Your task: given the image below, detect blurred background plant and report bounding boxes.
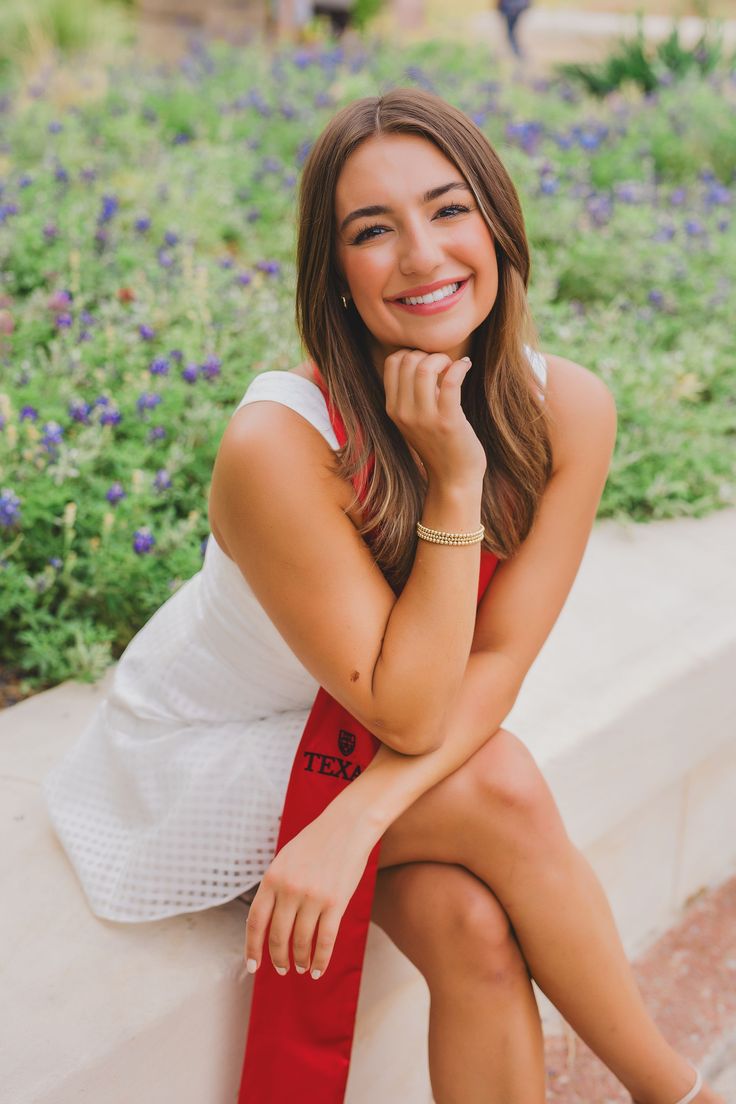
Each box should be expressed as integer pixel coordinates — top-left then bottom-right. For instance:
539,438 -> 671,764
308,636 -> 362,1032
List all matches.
558,11 -> 726,94
0,13 -> 734,700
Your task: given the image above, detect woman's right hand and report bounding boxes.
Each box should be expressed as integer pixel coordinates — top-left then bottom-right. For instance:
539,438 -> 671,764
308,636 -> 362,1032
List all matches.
383,348 -> 487,487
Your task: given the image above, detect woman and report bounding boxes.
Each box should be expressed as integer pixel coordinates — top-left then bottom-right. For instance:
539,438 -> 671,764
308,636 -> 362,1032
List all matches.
42,87 -> 718,1104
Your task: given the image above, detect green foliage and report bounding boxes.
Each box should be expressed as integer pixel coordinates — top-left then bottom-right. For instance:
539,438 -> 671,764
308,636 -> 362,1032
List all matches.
0,35 -> 734,694
557,13 -> 728,96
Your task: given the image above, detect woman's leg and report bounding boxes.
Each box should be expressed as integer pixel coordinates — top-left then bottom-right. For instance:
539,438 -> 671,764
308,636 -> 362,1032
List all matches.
376,727 -> 724,1104
371,860 -> 546,1104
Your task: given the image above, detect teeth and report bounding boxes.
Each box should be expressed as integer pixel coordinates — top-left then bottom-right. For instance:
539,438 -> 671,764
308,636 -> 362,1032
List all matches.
399,281 -> 461,306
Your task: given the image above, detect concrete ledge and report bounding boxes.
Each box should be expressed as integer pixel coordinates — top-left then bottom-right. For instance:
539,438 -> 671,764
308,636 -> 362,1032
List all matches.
1,507 -> 735,1100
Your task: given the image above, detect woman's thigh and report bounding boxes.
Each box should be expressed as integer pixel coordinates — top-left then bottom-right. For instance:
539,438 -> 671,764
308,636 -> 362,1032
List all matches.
376,727 -> 571,878
371,859 -> 529,986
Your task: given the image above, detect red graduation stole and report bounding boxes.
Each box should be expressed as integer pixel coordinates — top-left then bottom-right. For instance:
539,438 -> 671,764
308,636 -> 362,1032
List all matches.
238,366 -> 499,1103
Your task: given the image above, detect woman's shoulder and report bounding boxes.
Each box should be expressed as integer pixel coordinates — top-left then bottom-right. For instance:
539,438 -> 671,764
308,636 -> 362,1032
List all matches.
540,352 -> 617,476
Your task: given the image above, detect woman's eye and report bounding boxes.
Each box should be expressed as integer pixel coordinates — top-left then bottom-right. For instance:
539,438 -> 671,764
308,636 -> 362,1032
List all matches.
350,204 -> 470,245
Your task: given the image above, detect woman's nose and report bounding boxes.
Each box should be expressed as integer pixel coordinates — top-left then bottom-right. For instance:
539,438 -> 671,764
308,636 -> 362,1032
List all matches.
397,220 -> 445,275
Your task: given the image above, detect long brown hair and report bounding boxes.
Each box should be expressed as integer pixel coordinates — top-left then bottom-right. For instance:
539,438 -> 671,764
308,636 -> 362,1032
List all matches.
295,87 -> 553,595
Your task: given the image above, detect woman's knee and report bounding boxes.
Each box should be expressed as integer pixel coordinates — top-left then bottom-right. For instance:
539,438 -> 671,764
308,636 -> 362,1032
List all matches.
373,862 -> 527,987
469,728 -> 571,856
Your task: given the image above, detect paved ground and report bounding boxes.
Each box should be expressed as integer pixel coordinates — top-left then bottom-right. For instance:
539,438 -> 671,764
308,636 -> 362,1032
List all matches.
544,873 -> 736,1102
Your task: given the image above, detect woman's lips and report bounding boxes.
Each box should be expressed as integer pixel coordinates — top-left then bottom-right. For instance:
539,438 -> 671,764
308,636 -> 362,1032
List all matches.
388,277 -> 471,315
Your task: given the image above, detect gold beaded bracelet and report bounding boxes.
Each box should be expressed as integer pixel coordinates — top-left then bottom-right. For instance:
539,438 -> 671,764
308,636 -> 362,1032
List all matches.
416,522 -> 485,546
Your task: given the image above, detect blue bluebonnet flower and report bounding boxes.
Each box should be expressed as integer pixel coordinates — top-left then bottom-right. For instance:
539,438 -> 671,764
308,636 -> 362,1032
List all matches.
69,399 -> 92,424
236,271 -> 252,286
19,174 -> 33,188
99,194 -> 119,224
133,527 -> 156,554
648,289 -> 664,307
169,349 -> 183,362
182,363 -> 199,383
0,489 -> 21,528
135,216 -> 151,233
149,356 -> 170,376
99,407 -> 122,426
139,323 -> 155,340
106,482 -> 126,504
246,209 -> 261,222
256,259 -> 280,275
137,391 -> 162,412
80,167 -> 97,184
49,557 -> 63,570
219,257 -> 234,269
201,356 -> 221,380
147,425 -> 167,442
43,223 -> 59,241
19,405 -> 38,421
55,312 -> 73,328
157,248 -> 174,268
153,469 -> 172,491
164,230 -> 179,246
41,421 -> 64,449
54,164 -> 69,184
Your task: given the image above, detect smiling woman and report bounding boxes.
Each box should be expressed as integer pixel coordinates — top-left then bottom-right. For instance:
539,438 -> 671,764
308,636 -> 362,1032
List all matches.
42,85 -> 716,1104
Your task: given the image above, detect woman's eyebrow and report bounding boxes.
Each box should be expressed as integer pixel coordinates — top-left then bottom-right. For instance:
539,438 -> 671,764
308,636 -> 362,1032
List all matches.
338,180 -> 471,234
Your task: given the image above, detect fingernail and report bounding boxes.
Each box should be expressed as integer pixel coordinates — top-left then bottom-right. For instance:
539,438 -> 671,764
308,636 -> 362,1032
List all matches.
275,966 -> 288,976
461,356 -> 471,362
246,958 -> 258,974
295,965 -> 307,974
311,969 -> 321,980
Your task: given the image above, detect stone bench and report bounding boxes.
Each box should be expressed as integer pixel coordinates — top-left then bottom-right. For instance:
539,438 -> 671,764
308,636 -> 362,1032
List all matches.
2,507 -> 735,1102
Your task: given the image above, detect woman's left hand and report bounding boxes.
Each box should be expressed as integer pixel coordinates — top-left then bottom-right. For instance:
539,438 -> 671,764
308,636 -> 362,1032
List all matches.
243,800 -> 382,979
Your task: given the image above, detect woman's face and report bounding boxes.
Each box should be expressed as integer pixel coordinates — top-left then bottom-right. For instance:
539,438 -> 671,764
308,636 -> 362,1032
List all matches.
334,133 -> 498,382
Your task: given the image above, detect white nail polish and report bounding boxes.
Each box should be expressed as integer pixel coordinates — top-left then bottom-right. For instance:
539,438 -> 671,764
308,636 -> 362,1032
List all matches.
311,969 -> 321,980
275,966 -> 288,976
246,958 -> 258,973
295,965 -> 307,974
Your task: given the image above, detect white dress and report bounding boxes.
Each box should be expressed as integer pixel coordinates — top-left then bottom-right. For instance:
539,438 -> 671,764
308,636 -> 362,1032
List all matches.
42,348 -> 548,923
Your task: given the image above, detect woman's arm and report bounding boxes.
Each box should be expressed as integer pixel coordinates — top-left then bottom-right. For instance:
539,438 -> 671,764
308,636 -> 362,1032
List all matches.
212,353 -> 485,757
329,356 -> 619,833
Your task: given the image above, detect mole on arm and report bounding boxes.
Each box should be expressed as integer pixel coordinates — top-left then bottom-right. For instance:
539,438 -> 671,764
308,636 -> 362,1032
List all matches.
349,670 -> 360,682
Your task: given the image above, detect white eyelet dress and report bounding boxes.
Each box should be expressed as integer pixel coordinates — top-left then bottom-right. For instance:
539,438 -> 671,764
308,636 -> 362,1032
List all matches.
42,347 -> 547,923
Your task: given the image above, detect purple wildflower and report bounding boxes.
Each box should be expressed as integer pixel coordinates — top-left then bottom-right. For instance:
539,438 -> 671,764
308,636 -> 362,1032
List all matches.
48,121 -> 63,133
139,323 -> 155,340
163,230 -> 179,246
0,489 -> 21,528
19,405 -> 38,421
80,167 -> 97,183
43,223 -> 59,241
147,425 -> 167,442
136,391 -> 162,413
49,557 -> 63,569
106,482 -> 126,505
99,194 -> 119,224
135,216 -> 151,233
48,289 -> 72,311
182,362 -> 199,383
256,259 -> 280,275
153,468 -> 172,491
157,249 -> 174,268
54,164 -> 69,184
133,527 -> 156,554
41,421 -> 64,448
169,349 -> 183,362
201,356 -> 221,380
236,271 -> 252,286
149,356 -> 170,376
19,174 -> 33,188
99,407 -> 122,426
648,289 -> 664,307
69,399 -> 92,424
55,312 -> 73,329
